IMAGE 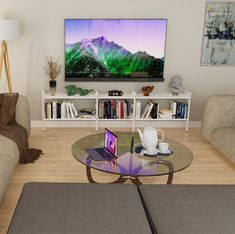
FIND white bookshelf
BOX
[41,90,191,132]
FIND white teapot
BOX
[137,127,165,150]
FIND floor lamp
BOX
[0,19,20,93]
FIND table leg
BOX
[86,166,97,183]
[157,160,174,184]
[86,166,128,184]
[167,172,173,184]
[130,177,142,186]
[87,166,173,185]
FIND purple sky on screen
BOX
[65,19,167,58]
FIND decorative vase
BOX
[49,79,56,96]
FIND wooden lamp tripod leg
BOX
[0,41,13,93]
[0,41,5,84]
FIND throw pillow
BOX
[0,93,19,126]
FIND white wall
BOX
[2,0,235,120]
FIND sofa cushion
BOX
[0,135,19,204]
[8,183,151,234]
[210,127,235,163]
[139,185,235,234]
[0,155,18,204]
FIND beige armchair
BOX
[0,96,30,204]
[202,95,235,164]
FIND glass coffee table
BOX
[72,132,193,185]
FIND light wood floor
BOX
[0,128,235,233]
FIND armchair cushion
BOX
[202,96,235,140]
[202,95,235,164]
[210,127,235,163]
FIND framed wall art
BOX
[201,1,235,66]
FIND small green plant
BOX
[65,85,94,96]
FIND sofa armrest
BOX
[201,95,235,140]
[15,96,31,136]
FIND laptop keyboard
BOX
[86,148,114,161]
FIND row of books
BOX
[98,100,133,119]
[135,100,189,119]
[44,101,95,119]
[44,100,188,120]
[136,101,159,119]
[171,101,188,119]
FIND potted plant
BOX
[44,56,61,96]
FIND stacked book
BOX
[171,101,188,119]
[98,99,132,119]
[44,101,95,119]
[79,108,96,119]
[136,100,159,119]
[158,108,173,119]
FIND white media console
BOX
[41,90,191,132]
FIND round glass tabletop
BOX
[72,132,193,178]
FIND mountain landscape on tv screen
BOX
[65,36,164,78]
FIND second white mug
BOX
[158,142,169,153]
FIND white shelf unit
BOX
[41,90,98,131]
[41,90,191,132]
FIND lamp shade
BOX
[0,19,20,41]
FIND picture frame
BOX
[201,1,235,66]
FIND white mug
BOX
[158,142,169,153]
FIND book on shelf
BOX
[65,102,70,119]
[141,101,151,118]
[136,101,141,118]
[150,101,159,119]
[71,103,79,117]
[46,102,52,119]
[44,101,95,120]
[61,102,66,119]
[57,102,61,119]
[145,101,154,119]
[98,99,132,119]
[68,103,75,119]
[171,101,177,119]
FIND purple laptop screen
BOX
[104,129,118,156]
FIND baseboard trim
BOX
[31,120,201,129]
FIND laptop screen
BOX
[104,128,118,156]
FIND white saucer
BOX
[143,149,159,156]
[158,148,171,155]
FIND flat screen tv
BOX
[65,19,167,82]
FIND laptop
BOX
[85,128,118,161]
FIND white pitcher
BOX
[137,127,164,149]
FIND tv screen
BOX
[65,19,167,82]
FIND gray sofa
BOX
[0,96,30,204]
[7,183,235,234]
[202,95,235,164]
